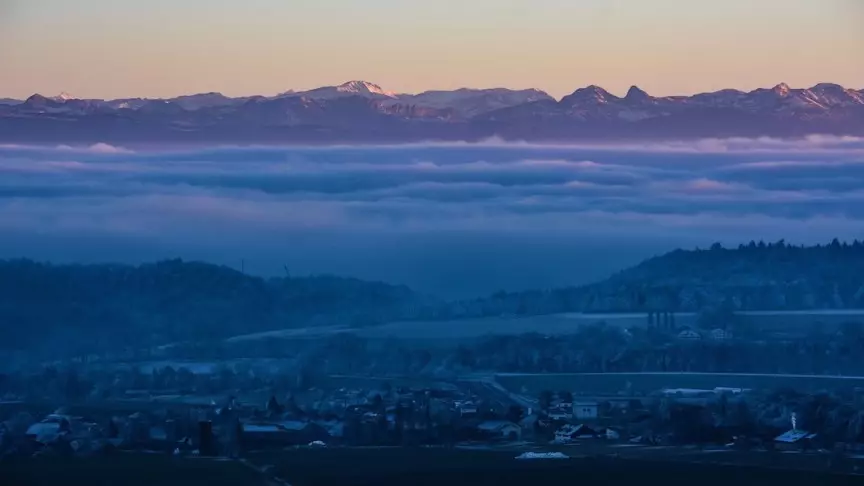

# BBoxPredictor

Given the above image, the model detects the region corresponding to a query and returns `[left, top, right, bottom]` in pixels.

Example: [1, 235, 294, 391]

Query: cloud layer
[1, 137, 863, 297]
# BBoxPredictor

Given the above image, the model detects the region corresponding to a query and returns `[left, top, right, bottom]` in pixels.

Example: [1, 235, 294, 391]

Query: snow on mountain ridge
[4, 82, 863, 141]
[400, 87, 555, 117]
[51, 92, 75, 102]
[335, 80, 398, 98]
[563, 85, 618, 104]
[772, 83, 791, 96]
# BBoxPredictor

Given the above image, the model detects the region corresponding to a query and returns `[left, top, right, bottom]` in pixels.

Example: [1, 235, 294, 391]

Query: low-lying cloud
[1, 137, 862, 297]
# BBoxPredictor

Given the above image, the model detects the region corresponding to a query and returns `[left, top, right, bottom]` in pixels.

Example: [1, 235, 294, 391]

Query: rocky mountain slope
[1, 81, 861, 143]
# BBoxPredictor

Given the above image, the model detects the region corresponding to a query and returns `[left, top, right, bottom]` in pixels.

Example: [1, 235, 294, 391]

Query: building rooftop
[477, 420, 519, 432]
[774, 429, 816, 443]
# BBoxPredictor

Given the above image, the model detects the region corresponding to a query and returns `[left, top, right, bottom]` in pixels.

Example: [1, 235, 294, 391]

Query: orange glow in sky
[1, 0, 862, 99]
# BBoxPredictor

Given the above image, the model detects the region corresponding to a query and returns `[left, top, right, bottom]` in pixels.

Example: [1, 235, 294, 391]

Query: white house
[710, 328, 733, 341]
[572, 401, 599, 420]
[677, 329, 702, 340]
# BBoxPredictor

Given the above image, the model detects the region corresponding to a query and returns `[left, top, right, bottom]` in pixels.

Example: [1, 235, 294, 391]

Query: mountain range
[1, 81, 863, 143]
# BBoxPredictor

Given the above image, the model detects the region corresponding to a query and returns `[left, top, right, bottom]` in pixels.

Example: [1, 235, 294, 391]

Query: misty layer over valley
[1, 138, 864, 369]
[2, 137, 864, 297]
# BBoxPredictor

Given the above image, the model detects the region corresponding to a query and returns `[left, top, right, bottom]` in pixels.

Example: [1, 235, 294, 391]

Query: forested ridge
[3, 241, 864, 354]
[451, 240, 864, 317]
[0, 259, 427, 353]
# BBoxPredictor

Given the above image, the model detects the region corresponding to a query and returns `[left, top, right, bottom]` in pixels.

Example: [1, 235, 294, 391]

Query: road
[458, 376, 537, 409]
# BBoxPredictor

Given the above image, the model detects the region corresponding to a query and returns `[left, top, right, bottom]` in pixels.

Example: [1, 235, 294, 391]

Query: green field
[368, 310, 864, 339]
[316, 374, 459, 390]
[495, 372, 864, 395]
[222, 309, 864, 345]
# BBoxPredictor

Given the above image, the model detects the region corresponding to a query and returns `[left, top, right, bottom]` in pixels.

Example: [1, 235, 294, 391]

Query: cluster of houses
[1, 381, 859, 461]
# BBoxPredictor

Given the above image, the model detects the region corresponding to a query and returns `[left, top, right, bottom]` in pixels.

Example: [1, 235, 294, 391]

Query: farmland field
[495, 372, 864, 395]
[366, 310, 864, 339]
[222, 309, 864, 344]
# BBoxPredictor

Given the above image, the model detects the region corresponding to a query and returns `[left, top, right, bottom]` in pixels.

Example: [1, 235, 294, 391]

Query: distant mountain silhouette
[1, 81, 862, 143]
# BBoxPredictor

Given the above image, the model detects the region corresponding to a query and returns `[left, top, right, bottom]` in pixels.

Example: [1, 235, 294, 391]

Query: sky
[1, 137, 863, 297]
[1, 0, 862, 100]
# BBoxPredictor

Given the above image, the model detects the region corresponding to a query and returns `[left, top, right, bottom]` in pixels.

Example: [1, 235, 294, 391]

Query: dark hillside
[459, 240, 864, 316]
[0, 259, 428, 354]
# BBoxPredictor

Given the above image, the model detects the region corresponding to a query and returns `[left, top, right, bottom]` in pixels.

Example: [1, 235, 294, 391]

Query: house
[476, 421, 522, 441]
[554, 424, 597, 443]
[25, 421, 62, 444]
[677, 329, 702, 340]
[548, 403, 572, 421]
[312, 420, 344, 440]
[454, 401, 478, 417]
[25, 414, 75, 444]
[518, 415, 539, 439]
[241, 420, 329, 449]
[774, 429, 817, 451]
[573, 401, 599, 421]
[710, 328, 733, 341]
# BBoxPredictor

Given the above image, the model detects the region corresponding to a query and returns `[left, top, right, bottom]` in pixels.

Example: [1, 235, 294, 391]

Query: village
[4, 369, 864, 477]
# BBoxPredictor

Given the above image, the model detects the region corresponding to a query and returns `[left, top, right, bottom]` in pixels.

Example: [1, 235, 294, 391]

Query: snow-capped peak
[565, 85, 616, 104]
[772, 83, 791, 96]
[807, 83, 863, 107]
[336, 81, 397, 98]
[51, 92, 75, 102]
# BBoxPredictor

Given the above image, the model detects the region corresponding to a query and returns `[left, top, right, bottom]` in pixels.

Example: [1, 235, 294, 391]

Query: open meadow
[495, 372, 864, 395]
[222, 309, 864, 345]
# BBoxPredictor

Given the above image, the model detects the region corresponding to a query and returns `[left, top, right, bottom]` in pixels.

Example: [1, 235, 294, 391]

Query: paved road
[458, 377, 536, 409]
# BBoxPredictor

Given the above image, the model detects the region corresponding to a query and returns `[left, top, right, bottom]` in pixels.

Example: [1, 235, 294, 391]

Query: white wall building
[573, 401, 598, 420]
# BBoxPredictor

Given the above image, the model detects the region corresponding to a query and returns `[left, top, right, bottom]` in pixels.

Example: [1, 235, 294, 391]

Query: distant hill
[4, 242, 864, 355]
[455, 240, 864, 317]
[0, 259, 430, 354]
[1, 81, 862, 143]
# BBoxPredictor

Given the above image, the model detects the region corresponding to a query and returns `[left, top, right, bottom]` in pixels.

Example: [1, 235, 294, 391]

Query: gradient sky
[1, 0, 862, 100]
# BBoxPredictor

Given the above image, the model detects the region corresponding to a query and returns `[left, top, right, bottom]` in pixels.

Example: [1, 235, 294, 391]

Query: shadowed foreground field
[0, 455, 267, 486]
[2, 448, 859, 486]
[247, 448, 856, 486]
